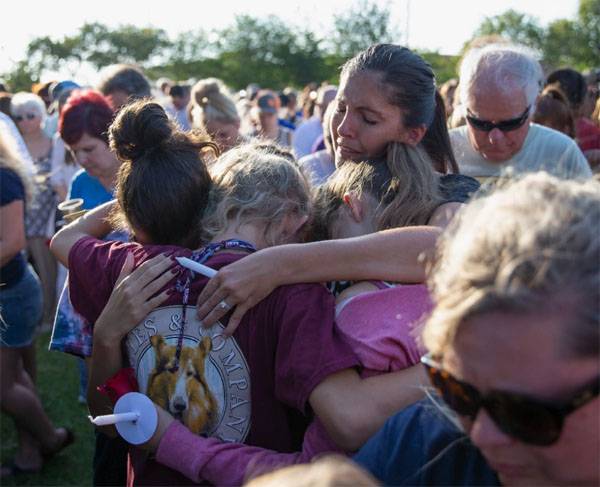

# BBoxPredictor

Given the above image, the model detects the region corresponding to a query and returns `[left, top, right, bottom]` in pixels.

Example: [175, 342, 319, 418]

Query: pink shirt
[336, 284, 430, 376]
[155, 283, 432, 485]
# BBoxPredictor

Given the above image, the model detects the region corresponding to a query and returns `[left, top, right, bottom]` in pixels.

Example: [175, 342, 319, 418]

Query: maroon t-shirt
[69, 237, 358, 483]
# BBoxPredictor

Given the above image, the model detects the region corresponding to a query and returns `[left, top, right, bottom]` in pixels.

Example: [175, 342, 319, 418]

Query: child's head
[108, 99, 217, 248]
[312, 158, 441, 241]
[245, 455, 379, 487]
[312, 162, 391, 241]
[202, 142, 311, 248]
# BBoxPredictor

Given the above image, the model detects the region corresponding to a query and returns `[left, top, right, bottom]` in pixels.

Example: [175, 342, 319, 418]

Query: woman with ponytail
[50, 100, 217, 484]
[195, 44, 479, 332]
[190, 77, 243, 153]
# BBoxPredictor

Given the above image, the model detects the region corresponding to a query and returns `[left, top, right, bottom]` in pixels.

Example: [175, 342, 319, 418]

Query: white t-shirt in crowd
[49, 134, 80, 195]
[450, 123, 592, 180]
[299, 150, 335, 186]
[292, 116, 322, 158]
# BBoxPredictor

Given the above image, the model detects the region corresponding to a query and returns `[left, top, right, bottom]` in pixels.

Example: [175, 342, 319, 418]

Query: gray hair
[97, 64, 151, 99]
[424, 172, 600, 360]
[459, 43, 544, 109]
[10, 92, 47, 123]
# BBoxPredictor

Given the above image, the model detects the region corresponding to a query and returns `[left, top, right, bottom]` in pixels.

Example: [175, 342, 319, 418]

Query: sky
[0, 0, 580, 84]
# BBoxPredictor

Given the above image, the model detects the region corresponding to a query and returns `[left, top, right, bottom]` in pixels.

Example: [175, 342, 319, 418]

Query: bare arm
[309, 366, 427, 452]
[87, 253, 175, 435]
[50, 200, 115, 267]
[0, 201, 26, 267]
[197, 226, 440, 333]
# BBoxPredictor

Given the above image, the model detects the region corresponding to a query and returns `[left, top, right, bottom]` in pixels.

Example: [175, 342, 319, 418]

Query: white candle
[89, 411, 139, 426]
[176, 257, 217, 278]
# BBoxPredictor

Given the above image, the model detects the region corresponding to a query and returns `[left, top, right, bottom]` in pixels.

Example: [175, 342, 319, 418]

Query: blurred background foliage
[3, 0, 598, 92]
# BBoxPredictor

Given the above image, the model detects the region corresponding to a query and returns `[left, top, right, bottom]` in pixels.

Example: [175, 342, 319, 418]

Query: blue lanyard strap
[172, 239, 256, 369]
[190, 239, 257, 265]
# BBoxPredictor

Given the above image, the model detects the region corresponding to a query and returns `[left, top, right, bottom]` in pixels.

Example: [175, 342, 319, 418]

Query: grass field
[1, 331, 94, 486]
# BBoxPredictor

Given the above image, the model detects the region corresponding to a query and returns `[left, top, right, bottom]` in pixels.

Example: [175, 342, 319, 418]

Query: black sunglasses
[421, 353, 599, 446]
[14, 113, 37, 122]
[466, 105, 530, 132]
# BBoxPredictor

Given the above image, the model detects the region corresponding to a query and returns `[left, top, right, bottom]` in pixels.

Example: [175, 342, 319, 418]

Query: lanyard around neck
[171, 239, 257, 369]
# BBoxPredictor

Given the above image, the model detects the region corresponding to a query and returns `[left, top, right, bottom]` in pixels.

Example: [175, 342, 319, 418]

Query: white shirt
[292, 116, 322, 158]
[299, 150, 335, 186]
[450, 123, 592, 180]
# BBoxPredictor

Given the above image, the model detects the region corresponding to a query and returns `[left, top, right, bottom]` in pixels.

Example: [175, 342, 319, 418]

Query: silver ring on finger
[219, 299, 232, 311]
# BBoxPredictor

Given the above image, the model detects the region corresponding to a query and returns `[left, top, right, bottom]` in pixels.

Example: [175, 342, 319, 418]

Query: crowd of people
[0, 38, 598, 487]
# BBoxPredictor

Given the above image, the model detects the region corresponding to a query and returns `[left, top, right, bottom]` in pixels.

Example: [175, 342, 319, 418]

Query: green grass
[1, 331, 94, 486]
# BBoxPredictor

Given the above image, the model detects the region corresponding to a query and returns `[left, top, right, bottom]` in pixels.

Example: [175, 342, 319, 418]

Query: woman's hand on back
[196, 249, 283, 335]
[94, 253, 177, 344]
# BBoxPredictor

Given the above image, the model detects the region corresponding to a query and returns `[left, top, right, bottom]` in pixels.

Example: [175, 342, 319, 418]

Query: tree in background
[23, 23, 170, 79]
[471, 9, 545, 50]
[329, 0, 398, 60]
[3, 0, 597, 93]
[2, 0, 405, 92]
[467, 0, 599, 71]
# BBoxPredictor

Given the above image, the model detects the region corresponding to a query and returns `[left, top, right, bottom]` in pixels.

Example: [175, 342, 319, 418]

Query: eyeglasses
[466, 106, 530, 132]
[421, 353, 599, 446]
[14, 113, 37, 122]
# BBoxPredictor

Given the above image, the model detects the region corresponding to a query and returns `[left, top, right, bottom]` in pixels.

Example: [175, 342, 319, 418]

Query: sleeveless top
[25, 145, 57, 238]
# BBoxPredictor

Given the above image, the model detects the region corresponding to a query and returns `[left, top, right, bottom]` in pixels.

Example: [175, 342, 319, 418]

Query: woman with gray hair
[10, 92, 58, 328]
[355, 172, 599, 485]
[450, 43, 591, 181]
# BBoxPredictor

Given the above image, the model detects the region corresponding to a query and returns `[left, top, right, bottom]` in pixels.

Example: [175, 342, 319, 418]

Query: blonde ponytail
[377, 142, 443, 229]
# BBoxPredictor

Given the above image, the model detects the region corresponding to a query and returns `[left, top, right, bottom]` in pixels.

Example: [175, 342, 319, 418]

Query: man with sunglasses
[449, 43, 591, 181]
[355, 173, 599, 486]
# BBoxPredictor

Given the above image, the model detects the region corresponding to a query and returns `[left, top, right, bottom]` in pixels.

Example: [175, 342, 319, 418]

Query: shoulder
[273, 281, 333, 305]
[294, 117, 320, 135]
[526, 124, 586, 160]
[528, 123, 574, 148]
[449, 125, 469, 144]
[69, 236, 134, 268]
[439, 174, 480, 203]
[0, 167, 25, 205]
[354, 400, 499, 486]
[526, 125, 591, 177]
[0, 167, 23, 188]
[68, 169, 91, 199]
[300, 151, 335, 186]
[70, 168, 90, 187]
[353, 401, 456, 474]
